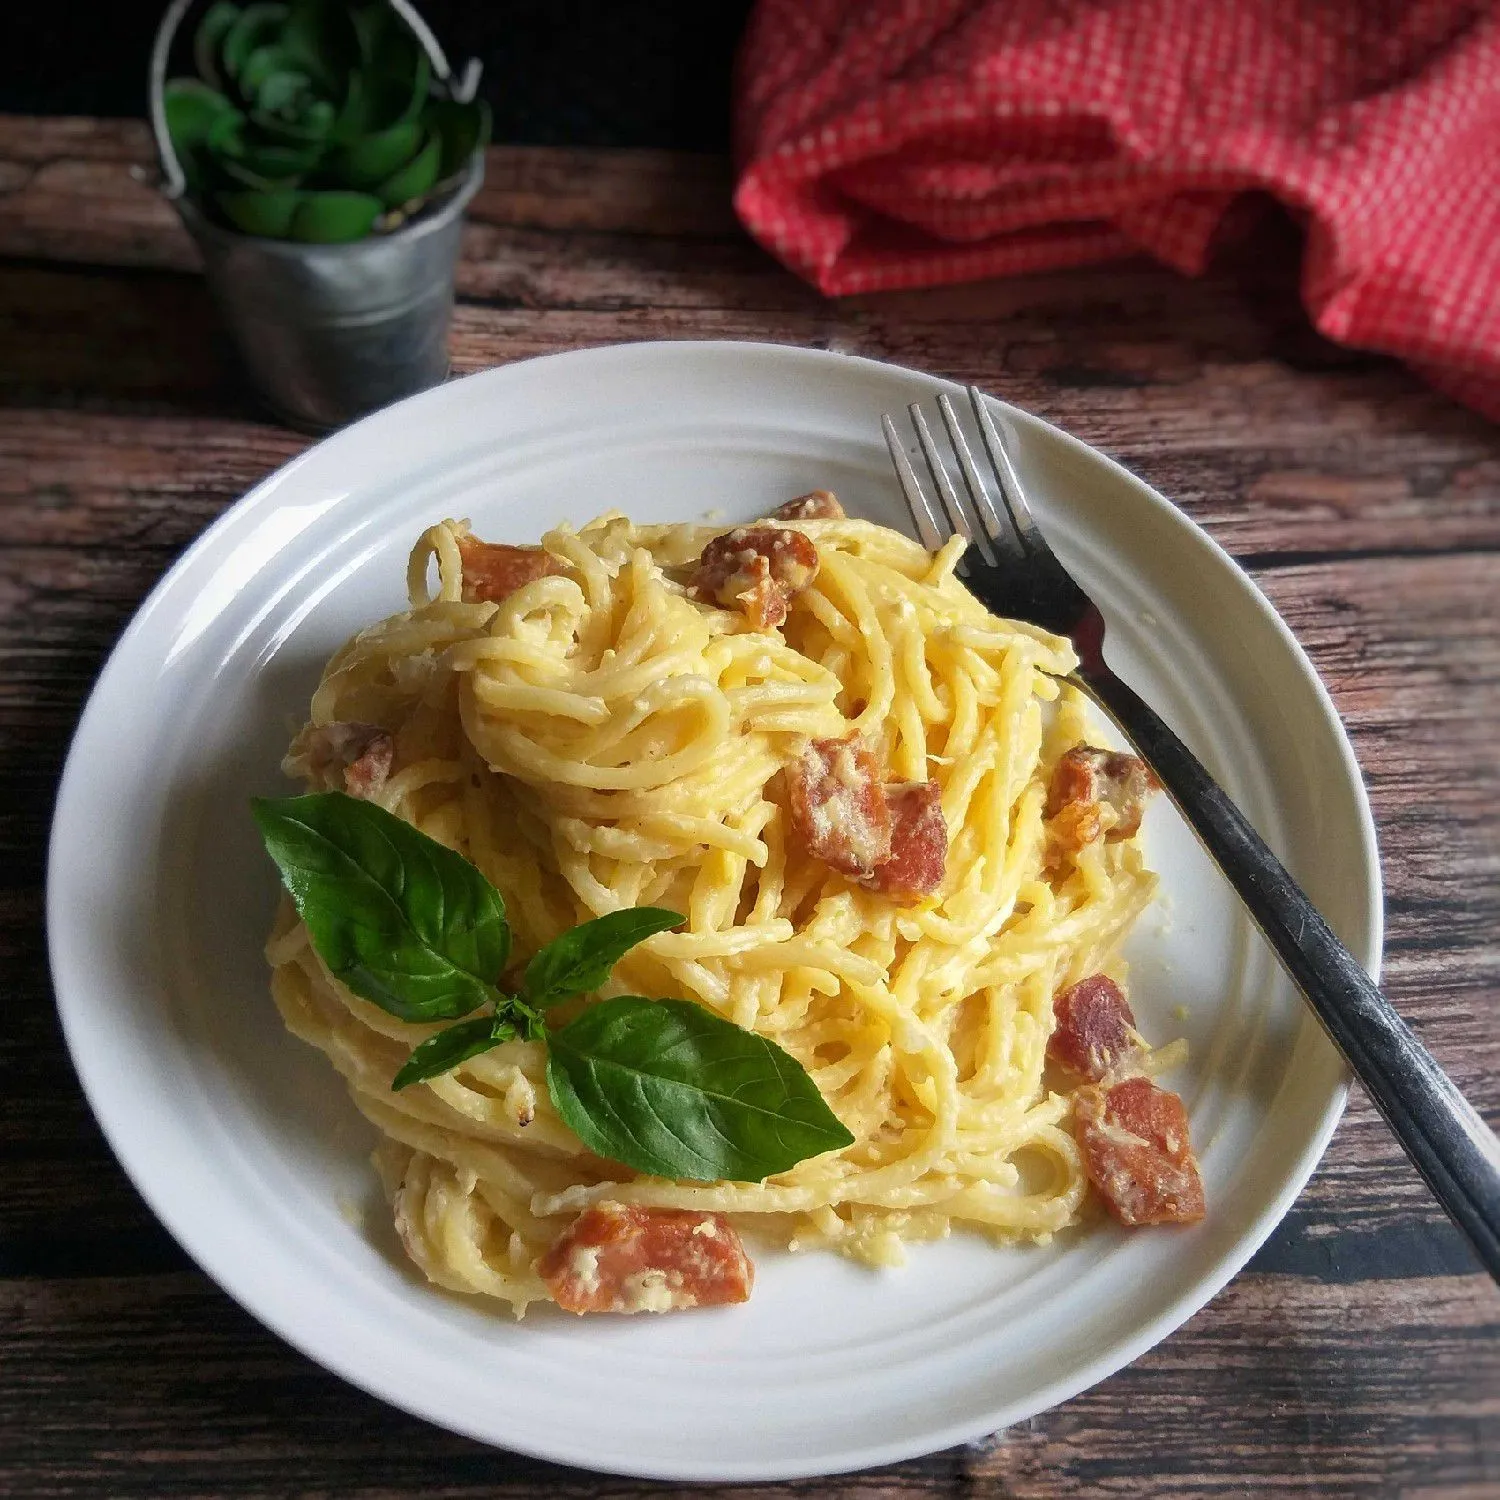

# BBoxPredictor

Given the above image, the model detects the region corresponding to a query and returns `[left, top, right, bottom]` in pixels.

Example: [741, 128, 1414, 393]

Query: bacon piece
[772, 489, 844, 521]
[538, 1202, 754, 1315]
[1047, 745, 1161, 851]
[1073, 1077, 1205, 1226]
[1048, 974, 1138, 1082]
[284, 721, 394, 800]
[456, 533, 563, 605]
[786, 735, 892, 879]
[860, 780, 946, 903]
[694, 526, 819, 630]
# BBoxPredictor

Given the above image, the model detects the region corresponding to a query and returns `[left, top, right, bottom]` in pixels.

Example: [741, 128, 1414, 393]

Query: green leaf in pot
[336, 64, 429, 147]
[248, 65, 335, 142]
[327, 67, 371, 145]
[219, 147, 307, 191]
[252, 792, 510, 1015]
[350, 0, 393, 65]
[221, 1, 290, 83]
[250, 95, 336, 147]
[179, 0, 474, 242]
[193, 1, 243, 92]
[279, 0, 361, 93]
[363, 8, 422, 88]
[288, 189, 385, 242]
[545, 997, 856, 1182]
[217, 187, 301, 236]
[336, 116, 424, 189]
[240, 139, 324, 184]
[374, 126, 441, 208]
[395, 44, 433, 125]
[238, 46, 305, 101]
[426, 97, 491, 182]
[163, 79, 237, 192]
[206, 105, 248, 154]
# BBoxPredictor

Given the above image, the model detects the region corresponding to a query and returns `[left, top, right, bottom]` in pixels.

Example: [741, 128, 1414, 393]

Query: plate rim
[46, 339, 1383, 1480]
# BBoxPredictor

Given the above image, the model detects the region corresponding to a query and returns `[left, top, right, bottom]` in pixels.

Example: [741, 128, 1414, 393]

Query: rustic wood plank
[0, 405, 301, 552]
[3, 112, 1498, 568]
[0, 1270, 1493, 1498]
[0, 116, 736, 276]
[0, 116, 151, 167]
[3, 270, 1499, 562]
[0, 266, 234, 412]
[473, 145, 738, 237]
[963, 1273, 1500, 1499]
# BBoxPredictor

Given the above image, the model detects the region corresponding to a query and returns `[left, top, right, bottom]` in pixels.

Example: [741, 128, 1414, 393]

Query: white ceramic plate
[48, 342, 1380, 1481]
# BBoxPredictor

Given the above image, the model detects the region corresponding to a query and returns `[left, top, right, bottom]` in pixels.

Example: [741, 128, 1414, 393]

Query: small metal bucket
[148, 0, 483, 431]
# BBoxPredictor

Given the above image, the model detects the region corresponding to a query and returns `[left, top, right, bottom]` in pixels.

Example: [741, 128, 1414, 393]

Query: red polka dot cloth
[733, 0, 1500, 420]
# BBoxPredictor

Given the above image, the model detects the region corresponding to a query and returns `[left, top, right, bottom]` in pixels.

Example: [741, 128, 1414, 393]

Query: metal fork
[885, 384, 1500, 1281]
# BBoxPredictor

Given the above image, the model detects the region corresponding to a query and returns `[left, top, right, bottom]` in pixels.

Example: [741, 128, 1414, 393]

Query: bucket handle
[149, 0, 482, 199]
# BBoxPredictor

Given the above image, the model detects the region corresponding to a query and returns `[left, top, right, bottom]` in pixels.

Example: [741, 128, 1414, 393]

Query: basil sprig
[524, 907, 683, 1010]
[251, 791, 509, 1022]
[391, 1012, 520, 1092]
[253, 792, 853, 1182]
[547, 997, 857, 1181]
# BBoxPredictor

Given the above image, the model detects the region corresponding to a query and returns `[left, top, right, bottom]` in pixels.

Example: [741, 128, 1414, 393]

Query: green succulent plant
[163, 0, 489, 243]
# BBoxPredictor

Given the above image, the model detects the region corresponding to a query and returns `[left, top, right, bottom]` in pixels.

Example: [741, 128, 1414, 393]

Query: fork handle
[1076, 660, 1500, 1281]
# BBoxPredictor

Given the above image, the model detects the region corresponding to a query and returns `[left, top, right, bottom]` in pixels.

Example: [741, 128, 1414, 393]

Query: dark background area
[0, 0, 754, 149]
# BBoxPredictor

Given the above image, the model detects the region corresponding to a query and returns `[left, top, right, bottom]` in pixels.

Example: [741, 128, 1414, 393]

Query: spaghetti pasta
[266, 504, 1160, 1313]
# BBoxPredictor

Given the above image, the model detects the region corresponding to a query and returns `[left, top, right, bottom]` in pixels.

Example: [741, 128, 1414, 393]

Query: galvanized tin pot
[148, 0, 484, 432]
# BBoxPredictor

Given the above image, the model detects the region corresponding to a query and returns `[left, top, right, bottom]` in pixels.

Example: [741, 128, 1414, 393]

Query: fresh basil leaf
[524, 908, 682, 1011]
[545, 997, 854, 1181]
[392, 1014, 510, 1091]
[252, 791, 509, 1022]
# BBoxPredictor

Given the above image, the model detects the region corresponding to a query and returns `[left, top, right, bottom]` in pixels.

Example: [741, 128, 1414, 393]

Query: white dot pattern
[732, 0, 1500, 416]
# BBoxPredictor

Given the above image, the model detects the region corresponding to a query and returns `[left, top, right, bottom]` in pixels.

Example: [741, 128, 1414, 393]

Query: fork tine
[909, 403, 999, 568]
[968, 386, 1042, 552]
[935, 392, 1028, 571]
[881, 414, 947, 552]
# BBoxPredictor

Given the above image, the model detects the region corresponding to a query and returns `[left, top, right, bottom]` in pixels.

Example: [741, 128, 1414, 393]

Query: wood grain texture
[0, 1271, 1495, 1499]
[6, 266, 1500, 562]
[0, 116, 737, 272]
[0, 116, 1497, 1497]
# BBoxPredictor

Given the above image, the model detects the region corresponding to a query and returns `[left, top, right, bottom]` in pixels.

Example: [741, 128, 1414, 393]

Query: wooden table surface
[1, 117, 1497, 1498]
